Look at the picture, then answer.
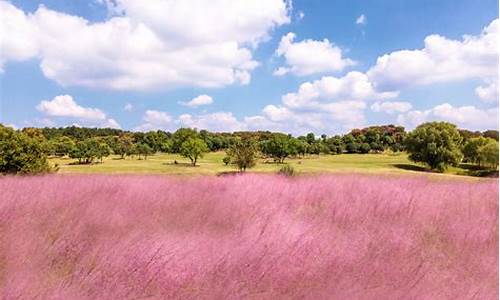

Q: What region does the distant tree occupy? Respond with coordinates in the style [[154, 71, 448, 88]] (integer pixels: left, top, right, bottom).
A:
[[463, 137, 491, 166], [97, 142, 112, 163], [405, 122, 463, 172], [51, 136, 75, 157], [0, 125, 51, 174], [478, 139, 499, 169], [222, 156, 231, 166], [359, 143, 371, 154], [112, 134, 135, 159], [69, 138, 101, 164], [482, 130, 499, 141], [261, 134, 297, 163], [226, 137, 259, 172], [136, 143, 154, 160], [306, 132, 316, 144], [180, 137, 209, 166], [172, 128, 198, 153]]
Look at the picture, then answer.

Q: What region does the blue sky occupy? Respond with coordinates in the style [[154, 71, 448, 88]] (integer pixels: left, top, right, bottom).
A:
[[0, 0, 498, 135]]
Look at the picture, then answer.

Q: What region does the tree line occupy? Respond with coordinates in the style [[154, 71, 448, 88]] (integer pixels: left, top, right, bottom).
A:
[[0, 122, 498, 174]]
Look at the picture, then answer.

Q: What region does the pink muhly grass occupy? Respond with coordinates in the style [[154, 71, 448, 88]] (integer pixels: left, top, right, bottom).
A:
[[0, 174, 497, 299]]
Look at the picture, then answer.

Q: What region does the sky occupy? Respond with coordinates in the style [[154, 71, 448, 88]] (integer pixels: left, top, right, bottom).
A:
[[0, 0, 498, 135]]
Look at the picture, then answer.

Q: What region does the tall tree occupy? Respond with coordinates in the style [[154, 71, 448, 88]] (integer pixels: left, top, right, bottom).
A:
[[180, 138, 209, 166]]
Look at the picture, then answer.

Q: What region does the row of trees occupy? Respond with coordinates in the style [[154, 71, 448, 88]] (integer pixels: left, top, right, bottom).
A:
[[0, 122, 498, 174]]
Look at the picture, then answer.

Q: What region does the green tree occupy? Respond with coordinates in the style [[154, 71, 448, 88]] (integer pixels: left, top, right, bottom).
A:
[[172, 128, 198, 153], [463, 137, 490, 166], [405, 122, 463, 172], [97, 142, 112, 162], [136, 143, 154, 160], [51, 136, 76, 157], [261, 134, 297, 163], [69, 138, 101, 164], [478, 139, 499, 169], [180, 137, 209, 166], [226, 138, 259, 171], [0, 125, 51, 174]]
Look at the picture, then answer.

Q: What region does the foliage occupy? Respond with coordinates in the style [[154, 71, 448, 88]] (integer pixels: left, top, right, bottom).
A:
[[69, 138, 111, 164], [261, 134, 298, 163], [180, 137, 209, 166], [478, 139, 499, 169], [278, 164, 296, 176], [136, 143, 154, 160], [0, 125, 51, 174], [172, 128, 199, 153], [226, 137, 259, 171], [405, 122, 463, 172]]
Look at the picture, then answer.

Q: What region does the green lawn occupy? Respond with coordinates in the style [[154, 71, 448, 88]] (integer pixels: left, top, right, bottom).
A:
[[49, 152, 491, 178]]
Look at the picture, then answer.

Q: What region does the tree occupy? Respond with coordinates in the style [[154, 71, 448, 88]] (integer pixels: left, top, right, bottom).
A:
[[261, 134, 297, 163], [51, 136, 75, 157], [0, 125, 51, 174], [112, 134, 135, 159], [226, 138, 259, 172], [172, 128, 198, 153], [180, 138, 209, 166], [463, 137, 490, 166], [136, 143, 154, 160], [405, 122, 463, 172], [478, 140, 499, 169], [69, 138, 101, 164], [97, 142, 112, 162]]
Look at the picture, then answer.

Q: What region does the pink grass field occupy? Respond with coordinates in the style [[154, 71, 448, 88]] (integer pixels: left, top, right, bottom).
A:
[[0, 174, 498, 299]]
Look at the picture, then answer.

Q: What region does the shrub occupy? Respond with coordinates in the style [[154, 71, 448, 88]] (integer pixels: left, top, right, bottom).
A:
[[278, 164, 296, 176]]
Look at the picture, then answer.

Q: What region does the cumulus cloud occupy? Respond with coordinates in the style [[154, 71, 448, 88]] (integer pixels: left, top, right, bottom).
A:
[[178, 112, 244, 132], [37, 95, 106, 120], [475, 80, 499, 103], [356, 14, 366, 25], [0, 0, 290, 90], [397, 103, 499, 130], [36, 95, 120, 128], [273, 32, 355, 76], [179, 94, 213, 107], [371, 101, 412, 114], [245, 72, 399, 134], [123, 103, 133, 112], [367, 19, 499, 91], [135, 110, 244, 132]]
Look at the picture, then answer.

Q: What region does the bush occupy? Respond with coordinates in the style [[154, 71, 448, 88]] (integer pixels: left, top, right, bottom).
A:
[[278, 164, 296, 177]]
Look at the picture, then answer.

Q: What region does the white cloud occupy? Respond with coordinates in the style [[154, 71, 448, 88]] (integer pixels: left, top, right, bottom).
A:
[[123, 103, 133, 112], [179, 94, 213, 107], [367, 19, 499, 91], [244, 72, 398, 134], [0, 0, 291, 90], [397, 103, 499, 130], [356, 14, 366, 25], [135, 110, 244, 132], [371, 101, 412, 114], [273, 32, 355, 76], [177, 112, 244, 132], [475, 80, 499, 103], [297, 11, 305, 21], [36, 94, 121, 128], [135, 109, 174, 131], [36, 95, 106, 120]]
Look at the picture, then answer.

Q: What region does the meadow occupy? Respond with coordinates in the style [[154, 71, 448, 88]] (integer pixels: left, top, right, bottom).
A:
[[49, 152, 485, 177], [0, 174, 497, 299]]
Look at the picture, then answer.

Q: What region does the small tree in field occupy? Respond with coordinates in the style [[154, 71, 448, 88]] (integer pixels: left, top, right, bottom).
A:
[[226, 138, 259, 172], [136, 143, 154, 160], [405, 122, 463, 172], [180, 138, 208, 166]]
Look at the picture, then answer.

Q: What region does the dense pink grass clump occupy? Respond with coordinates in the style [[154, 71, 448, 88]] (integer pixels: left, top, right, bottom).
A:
[[0, 174, 497, 299]]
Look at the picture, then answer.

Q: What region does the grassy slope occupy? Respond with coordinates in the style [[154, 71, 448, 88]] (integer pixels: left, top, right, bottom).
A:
[[49, 152, 483, 177]]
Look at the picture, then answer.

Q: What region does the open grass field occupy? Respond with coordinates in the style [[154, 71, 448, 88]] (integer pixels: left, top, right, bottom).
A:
[[49, 152, 489, 178], [0, 174, 497, 299]]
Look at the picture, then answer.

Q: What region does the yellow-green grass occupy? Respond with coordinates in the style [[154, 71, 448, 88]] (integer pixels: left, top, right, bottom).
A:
[[49, 152, 489, 178]]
